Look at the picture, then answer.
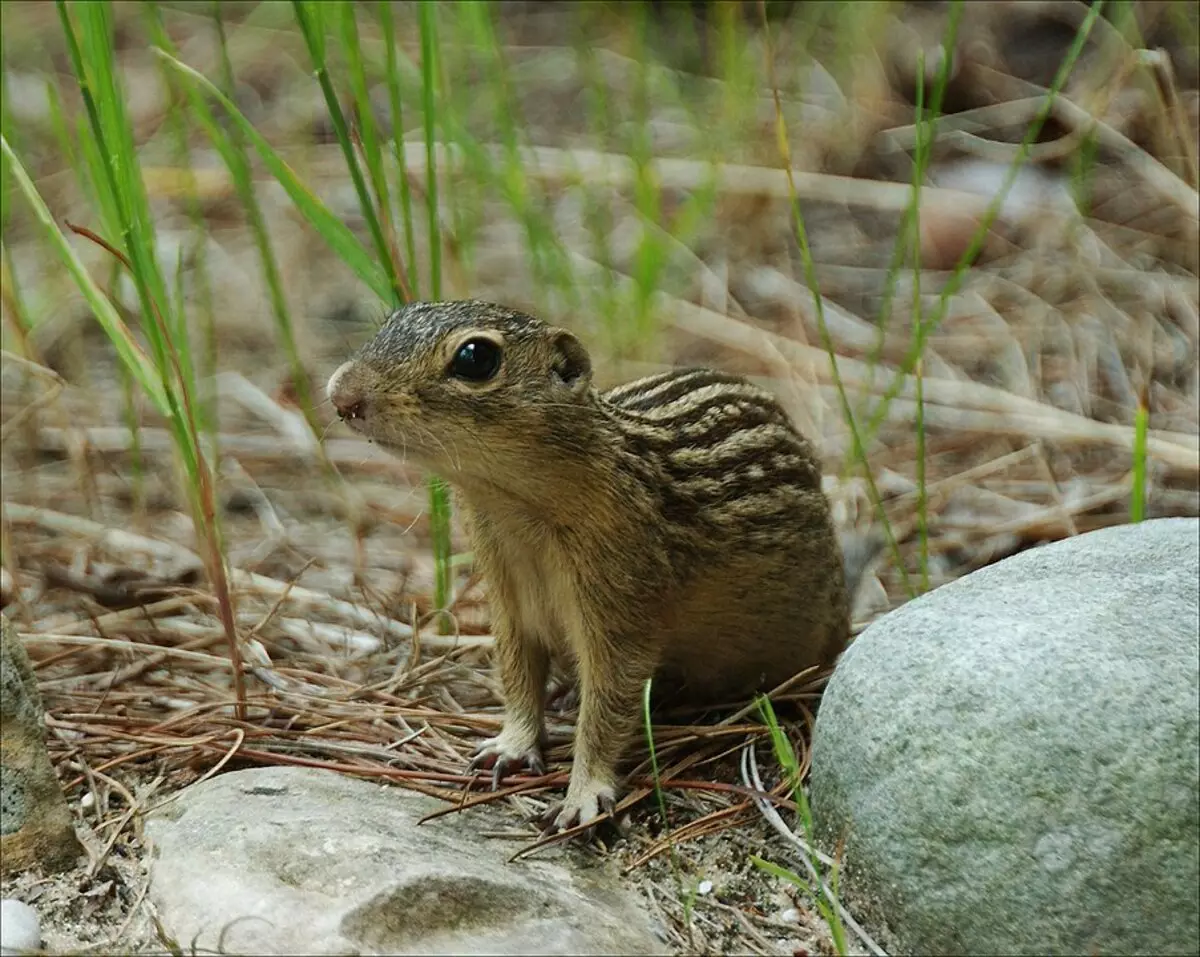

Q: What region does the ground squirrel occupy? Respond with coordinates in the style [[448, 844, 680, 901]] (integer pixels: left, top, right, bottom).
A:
[[328, 300, 865, 834]]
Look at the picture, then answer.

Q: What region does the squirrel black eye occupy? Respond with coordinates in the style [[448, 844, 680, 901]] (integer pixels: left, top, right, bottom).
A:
[[448, 338, 502, 382]]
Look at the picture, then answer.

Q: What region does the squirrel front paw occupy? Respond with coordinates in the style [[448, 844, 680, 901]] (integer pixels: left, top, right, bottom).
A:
[[539, 776, 618, 837], [468, 733, 546, 789]]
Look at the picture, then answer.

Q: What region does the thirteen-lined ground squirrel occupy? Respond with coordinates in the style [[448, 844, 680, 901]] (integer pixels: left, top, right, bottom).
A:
[[328, 300, 865, 834]]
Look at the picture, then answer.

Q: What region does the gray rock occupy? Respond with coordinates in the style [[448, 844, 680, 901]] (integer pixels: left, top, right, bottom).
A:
[[811, 518, 1200, 957], [145, 765, 666, 956], [0, 617, 83, 877], [1, 898, 42, 955]]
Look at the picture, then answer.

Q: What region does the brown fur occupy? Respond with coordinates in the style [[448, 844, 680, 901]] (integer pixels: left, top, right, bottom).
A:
[[327, 300, 856, 832]]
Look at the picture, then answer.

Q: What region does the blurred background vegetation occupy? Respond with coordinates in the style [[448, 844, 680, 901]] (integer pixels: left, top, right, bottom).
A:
[[5, 0, 1196, 603], [0, 1, 1197, 948]]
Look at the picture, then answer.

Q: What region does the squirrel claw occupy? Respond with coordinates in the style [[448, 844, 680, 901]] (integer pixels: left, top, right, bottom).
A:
[[538, 784, 618, 840], [468, 737, 545, 789]]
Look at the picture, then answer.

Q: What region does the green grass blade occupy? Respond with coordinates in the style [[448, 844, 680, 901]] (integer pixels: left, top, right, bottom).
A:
[[377, 0, 420, 299], [59, 1, 170, 375], [339, 0, 405, 299], [446, 0, 579, 318], [428, 475, 453, 623], [154, 48, 392, 302], [1131, 388, 1148, 521], [849, 1, 962, 464], [48, 2, 248, 717], [911, 51, 931, 592], [418, 0, 442, 300], [1, 134, 168, 414], [643, 677, 697, 946], [417, 0, 453, 623], [149, 5, 320, 432], [643, 678, 671, 829], [72, 105, 122, 254], [859, 1, 1107, 451], [292, 0, 402, 305], [759, 5, 915, 598], [755, 694, 848, 954], [756, 694, 800, 791], [751, 855, 810, 890]]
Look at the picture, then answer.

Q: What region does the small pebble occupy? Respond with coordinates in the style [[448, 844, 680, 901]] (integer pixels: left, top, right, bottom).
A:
[[0, 899, 42, 956], [780, 907, 801, 923], [697, 879, 713, 896]]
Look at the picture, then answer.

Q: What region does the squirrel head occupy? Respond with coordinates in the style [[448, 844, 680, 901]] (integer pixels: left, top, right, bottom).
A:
[[327, 300, 597, 489]]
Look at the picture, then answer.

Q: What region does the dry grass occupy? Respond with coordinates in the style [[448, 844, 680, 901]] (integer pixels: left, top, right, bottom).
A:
[[2, 1, 1198, 953]]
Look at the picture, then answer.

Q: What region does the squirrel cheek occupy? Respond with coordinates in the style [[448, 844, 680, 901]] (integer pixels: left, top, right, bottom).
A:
[[374, 393, 426, 441]]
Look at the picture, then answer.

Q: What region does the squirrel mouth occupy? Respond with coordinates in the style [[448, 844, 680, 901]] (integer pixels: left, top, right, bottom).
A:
[[335, 407, 368, 431]]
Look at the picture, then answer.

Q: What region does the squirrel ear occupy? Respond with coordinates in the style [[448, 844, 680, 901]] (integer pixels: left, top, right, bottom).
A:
[[550, 329, 592, 393]]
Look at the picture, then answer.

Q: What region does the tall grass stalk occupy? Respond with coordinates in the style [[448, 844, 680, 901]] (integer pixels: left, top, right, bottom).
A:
[[376, 0, 420, 298], [157, 9, 455, 625], [58, 1, 177, 390], [45, 77, 85, 201], [752, 695, 848, 956], [417, 0, 454, 628], [627, 3, 668, 357], [155, 5, 374, 540], [418, 0, 442, 301], [910, 52, 932, 592], [293, 0, 403, 306], [339, 0, 409, 302], [0, 141, 161, 406], [156, 52, 392, 301], [144, 4, 219, 442], [573, 10, 620, 329], [207, 3, 317, 432], [642, 679, 697, 949], [445, 1, 580, 319], [1131, 385, 1149, 521], [758, 1, 914, 598], [35, 0, 247, 718], [118, 348, 147, 524], [849, 0, 961, 473], [858, 0, 1106, 451], [67, 0, 227, 684]]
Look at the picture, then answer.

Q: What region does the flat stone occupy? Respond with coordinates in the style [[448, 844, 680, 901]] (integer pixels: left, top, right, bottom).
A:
[[811, 518, 1200, 956], [0, 898, 42, 955], [145, 765, 666, 956]]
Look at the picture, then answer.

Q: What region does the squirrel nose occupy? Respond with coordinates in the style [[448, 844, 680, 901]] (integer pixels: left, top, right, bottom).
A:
[[327, 362, 368, 422]]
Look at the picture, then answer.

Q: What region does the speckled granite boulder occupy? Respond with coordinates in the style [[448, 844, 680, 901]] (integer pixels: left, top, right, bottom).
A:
[[1, 616, 82, 876], [811, 518, 1200, 956]]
